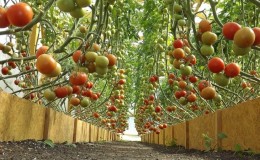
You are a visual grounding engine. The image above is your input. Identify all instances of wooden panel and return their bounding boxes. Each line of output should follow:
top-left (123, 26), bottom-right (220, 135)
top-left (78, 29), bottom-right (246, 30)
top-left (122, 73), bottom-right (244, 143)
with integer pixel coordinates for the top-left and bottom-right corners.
top-left (174, 122), bottom-right (186, 147)
top-left (188, 112), bottom-right (216, 150)
top-left (164, 126), bottom-right (174, 146)
top-left (45, 108), bottom-right (74, 143)
top-left (159, 129), bottom-right (165, 145)
top-left (74, 120), bottom-right (90, 142)
top-left (221, 98), bottom-right (260, 153)
top-left (154, 132), bottom-right (159, 144)
top-left (0, 91), bottom-right (46, 141)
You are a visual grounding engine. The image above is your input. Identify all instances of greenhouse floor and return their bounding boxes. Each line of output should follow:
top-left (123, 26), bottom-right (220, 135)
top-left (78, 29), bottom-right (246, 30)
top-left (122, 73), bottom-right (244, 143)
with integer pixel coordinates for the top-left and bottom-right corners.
top-left (0, 140), bottom-right (259, 160)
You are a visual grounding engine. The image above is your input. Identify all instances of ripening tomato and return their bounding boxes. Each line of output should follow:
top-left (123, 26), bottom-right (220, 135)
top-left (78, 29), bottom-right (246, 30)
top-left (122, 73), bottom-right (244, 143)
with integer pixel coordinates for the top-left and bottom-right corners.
top-left (252, 27), bottom-right (260, 46)
top-left (69, 72), bottom-right (88, 86)
top-left (7, 2), bottom-right (34, 27)
top-left (222, 22), bottom-right (241, 40)
top-left (199, 19), bottom-right (212, 33)
top-left (189, 75), bottom-right (198, 83)
top-left (106, 54), bottom-right (117, 66)
top-left (207, 57), bottom-right (225, 73)
top-left (36, 54), bottom-right (57, 74)
top-left (173, 48), bottom-right (185, 59)
top-left (233, 27), bottom-right (255, 48)
top-left (70, 97), bottom-right (80, 106)
top-left (173, 39), bottom-right (184, 48)
top-left (36, 46), bottom-right (49, 58)
top-left (54, 86), bottom-right (69, 98)
top-left (224, 63), bottom-right (240, 78)
top-left (0, 7), bottom-right (10, 28)
top-left (198, 80), bottom-right (210, 92)
top-left (200, 87), bottom-right (216, 100)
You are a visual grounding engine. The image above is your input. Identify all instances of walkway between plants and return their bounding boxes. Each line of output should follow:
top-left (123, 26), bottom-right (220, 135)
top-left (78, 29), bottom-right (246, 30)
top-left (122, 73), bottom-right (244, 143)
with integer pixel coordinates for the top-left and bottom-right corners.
top-left (0, 140), bottom-right (259, 160)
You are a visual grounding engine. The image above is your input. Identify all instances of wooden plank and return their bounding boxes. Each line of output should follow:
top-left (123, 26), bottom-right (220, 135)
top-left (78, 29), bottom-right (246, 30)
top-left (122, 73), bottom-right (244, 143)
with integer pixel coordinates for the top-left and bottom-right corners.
top-left (159, 129), bottom-right (165, 145)
top-left (215, 110), bottom-right (222, 150)
top-left (74, 120), bottom-right (90, 143)
top-left (45, 109), bottom-right (75, 143)
top-left (0, 91), bottom-right (46, 141)
top-left (164, 126), bottom-right (174, 146)
top-left (174, 122), bottom-right (186, 147)
top-left (154, 132), bottom-right (159, 144)
top-left (221, 98), bottom-right (260, 153)
top-left (188, 112), bottom-right (216, 150)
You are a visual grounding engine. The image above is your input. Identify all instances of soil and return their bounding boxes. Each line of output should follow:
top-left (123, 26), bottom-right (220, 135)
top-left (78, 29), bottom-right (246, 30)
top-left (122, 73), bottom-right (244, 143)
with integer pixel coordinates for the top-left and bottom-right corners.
top-left (0, 140), bottom-right (259, 160)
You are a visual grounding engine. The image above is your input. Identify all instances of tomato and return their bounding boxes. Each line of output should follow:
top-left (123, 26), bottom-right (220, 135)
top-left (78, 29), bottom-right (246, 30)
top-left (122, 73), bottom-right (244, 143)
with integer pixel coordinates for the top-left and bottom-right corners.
top-left (36, 54), bottom-right (57, 74)
top-left (224, 63), bottom-right (240, 78)
top-left (69, 72), bottom-right (88, 85)
top-left (198, 80), bottom-right (209, 91)
top-left (0, 7), bottom-right (10, 28)
top-left (1, 67), bottom-right (9, 75)
top-left (208, 57), bottom-right (225, 73)
top-left (72, 85), bottom-right (81, 94)
top-left (187, 93), bottom-right (197, 102)
top-left (14, 79), bottom-right (20, 85)
top-left (70, 7), bottom-right (85, 18)
top-left (173, 48), bottom-right (185, 59)
top-left (155, 106), bottom-right (162, 113)
top-left (57, 0), bottom-right (76, 12)
top-left (173, 39), bottom-right (184, 48)
top-left (173, 59), bottom-right (182, 69)
top-left (199, 19), bottom-right (212, 33)
top-left (118, 79), bottom-right (126, 85)
top-left (95, 56), bottom-right (109, 67)
top-left (36, 46), bottom-right (49, 58)
top-left (201, 31), bottom-right (217, 45)
top-left (189, 75), bottom-right (198, 83)
top-left (93, 112), bottom-right (100, 118)
top-left (75, 0), bottom-right (91, 8)
top-left (178, 80), bottom-right (187, 89)
top-left (54, 87), bottom-right (69, 98)
top-left (7, 2), bottom-right (33, 27)
top-left (85, 81), bottom-right (93, 89)
top-left (185, 54), bottom-right (196, 65)
top-left (168, 73), bottom-right (175, 79)
top-left (252, 27), bottom-right (260, 46)
top-left (200, 87), bottom-right (216, 100)
top-left (43, 89), bottom-right (56, 101)
top-left (91, 93), bottom-right (99, 100)
top-left (234, 27), bottom-right (255, 48)
top-left (87, 63), bottom-right (96, 73)
top-left (46, 63), bottom-right (62, 77)
top-left (72, 50), bottom-right (84, 63)
top-left (70, 97), bottom-right (80, 106)
top-left (200, 44), bottom-right (214, 56)
top-left (232, 43), bottom-right (251, 56)
top-left (180, 65), bottom-right (192, 76)
top-left (213, 73), bottom-right (230, 86)
top-left (222, 22), bottom-right (241, 40)
top-left (106, 54), bottom-right (117, 66)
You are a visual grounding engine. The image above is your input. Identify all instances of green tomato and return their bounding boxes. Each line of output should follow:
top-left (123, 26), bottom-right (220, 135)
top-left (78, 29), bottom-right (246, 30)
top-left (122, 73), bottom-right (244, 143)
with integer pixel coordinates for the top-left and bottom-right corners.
top-left (70, 7), bottom-right (85, 18)
top-left (80, 98), bottom-right (90, 107)
top-left (200, 44), bottom-right (214, 56)
top-left (180, 65), bottom-right (192, 76)
top-left (75, 0), bottom-right (91, 8)
top-left (57, 0), bottom-right (76, 12)
top-left (213, 73), bottom-right (230, 86)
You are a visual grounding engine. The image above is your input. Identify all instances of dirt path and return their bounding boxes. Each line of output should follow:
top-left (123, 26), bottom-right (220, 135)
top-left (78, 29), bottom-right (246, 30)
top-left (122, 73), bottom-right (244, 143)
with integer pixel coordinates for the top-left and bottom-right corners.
top-left (0, 140), bottom-right (259, 160)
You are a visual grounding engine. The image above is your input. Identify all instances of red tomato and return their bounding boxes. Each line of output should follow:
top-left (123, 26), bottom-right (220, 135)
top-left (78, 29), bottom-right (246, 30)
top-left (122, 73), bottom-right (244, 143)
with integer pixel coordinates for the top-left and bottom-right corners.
top-left (185, 54), bottom-right (196, 65)
top-left (224, 63), bottom-right (240, 78)
top-left (72, 85), bottom-right (81, 94)
top-left (189, 75), bottom-right (198, 83)
top-left (0, 7), bottom-right (10, 28)
top-left (173, 39), bottom-right (184, 48)
top-left (222, 22), bottom-right (241, 40)
top-left (69, 72), bottom-right (88, 86)
top-left (198, 80), bottom-right (210, 92)
top-left (208, 57), bottom-right (225, 73)
top-left (72, 50), bottom-right (83, 63)
top-left (54, 87), bottom-right (69, 98)
top-left (253, 27), bottom-right (260, 46)
top-left (7, 2), bottom-right (34, 27)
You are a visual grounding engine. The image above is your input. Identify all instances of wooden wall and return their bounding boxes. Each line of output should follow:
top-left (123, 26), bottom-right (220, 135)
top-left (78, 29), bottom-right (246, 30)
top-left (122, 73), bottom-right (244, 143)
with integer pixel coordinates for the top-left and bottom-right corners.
top-left (141, 98), bottom-right (260, 153)
top-left (0, 91), bottom-right (119, 143)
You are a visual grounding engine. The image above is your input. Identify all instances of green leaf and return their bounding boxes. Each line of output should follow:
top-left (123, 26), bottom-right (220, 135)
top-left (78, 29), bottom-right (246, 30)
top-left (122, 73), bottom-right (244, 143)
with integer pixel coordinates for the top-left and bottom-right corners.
top-left (217, 132), bottom-right (227, 139)
top-left (234, 144), bottom-right (242, 153)
top-left (44, 139), bottom-right (55, 148)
